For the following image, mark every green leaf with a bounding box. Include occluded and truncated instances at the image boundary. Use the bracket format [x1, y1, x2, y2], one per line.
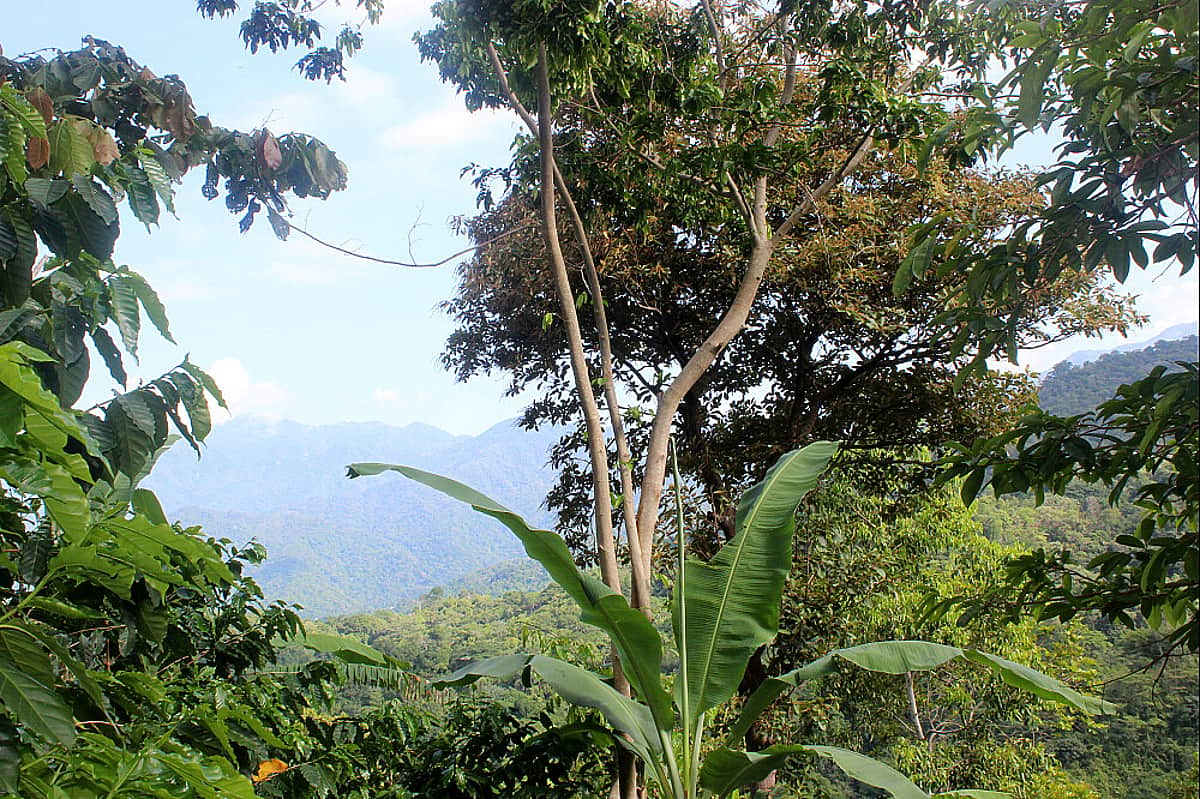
[348, 462, 675, 730]
[0, 628, 54, 686]
[137, 150, 176, 215]
[107, 276, 142, 357]
[179, 358, 223, 407]
[676, 442, 838, 729]
[48, 116, 96, 178]
[0, 86, 47, 140]
[288, 630, 390, 667]
[71, 175, 119, 225]
[24, 178, 68, 207]
[91, 326, 127, 386]
[0, 719, 18, 795]
[727, 640, 1112, 747]
[435, 653, 664, 767]
[1017, 48, 1058, 128]
[0, 652, 75, 747]
[13, 620, 105, 709]
[700, 744, 929, 798]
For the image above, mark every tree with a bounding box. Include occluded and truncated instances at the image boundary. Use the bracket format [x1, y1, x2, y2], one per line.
[908, 0, 1198, 654]
[441, 124, 1138, 555]
[0, 39, 413, 798]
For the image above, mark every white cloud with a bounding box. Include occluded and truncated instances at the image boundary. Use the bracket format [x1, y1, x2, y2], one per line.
[269, 260, 340, 287]
[206, 357, 289, 421]
[373, 388, 400, 403]
[154, 276, 221, 303]
[381, 104, 517, 151]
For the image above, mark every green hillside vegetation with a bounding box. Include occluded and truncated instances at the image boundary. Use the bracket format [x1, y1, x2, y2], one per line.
[1, 1, 1195, 798]
[317, 474, 1198, 798]
[1039, 336, 1198, 416]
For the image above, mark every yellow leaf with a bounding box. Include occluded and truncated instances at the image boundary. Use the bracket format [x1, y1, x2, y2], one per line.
[252, 759, 288, 783]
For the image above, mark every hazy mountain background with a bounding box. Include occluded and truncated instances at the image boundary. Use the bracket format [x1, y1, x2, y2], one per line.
[145, 417, 560, 616]
[1059, 320, 1197, 366]
[145, 323, 1198, 617]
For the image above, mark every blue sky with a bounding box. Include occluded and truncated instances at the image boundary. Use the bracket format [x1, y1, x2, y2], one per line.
[6, 2, 1198, 434]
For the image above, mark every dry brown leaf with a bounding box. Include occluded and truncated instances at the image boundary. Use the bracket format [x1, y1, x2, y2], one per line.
[24, 88, 53, 126]
[87, 127, 121, 166]
[26, 136, 49, 170]
[252, 759, 289, 784]
[257, 129, 283, 172]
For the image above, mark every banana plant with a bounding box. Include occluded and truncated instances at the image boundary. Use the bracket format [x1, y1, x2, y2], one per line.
[349, 443, 1113, 798]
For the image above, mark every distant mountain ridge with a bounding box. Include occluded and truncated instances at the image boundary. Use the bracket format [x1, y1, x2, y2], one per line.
[145, 417, 560, 617]
[1060, 320, 1198, 366]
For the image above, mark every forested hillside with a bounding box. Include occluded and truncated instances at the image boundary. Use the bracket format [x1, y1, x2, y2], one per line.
[1039, 335, 1198, 416]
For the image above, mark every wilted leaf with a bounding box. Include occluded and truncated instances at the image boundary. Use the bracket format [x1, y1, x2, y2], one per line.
[258, 129, 283, 171]
[23, 88, 53, 126]
[26, 136, 49, 170]
[86, 126, 120, 166]
[253, 759, 289, 783]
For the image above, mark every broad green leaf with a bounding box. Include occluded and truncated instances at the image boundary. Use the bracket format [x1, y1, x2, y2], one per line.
[108, 276, 142, 357]
[137, 149, 176, 215]
[933, 791, 1011, 798]
[676, 442, 838, 727]
[0, 86, 47, 139]
[0, 719, 18, 795]
[0, 628, 55, 686]
[288, 630, 391, 667]
[700, 744, 928, 798]
[434, 653, 663, 766]
[128, 271, 175, 344]
[48, 116, 96, 178]
[13, 620, 105, 709]
[91, 326, 127, 386]
[71, 175, 119, 224]
[24, 178, 68, 207]
[179, 357, 224, 407]
[1017, 48, 1059, 128]
[960, 649, 1114, 715]
[0, 652, 76, 747]
[131, 487, 169, 526]
[727, 640, 1113, 744]
[349, 462, 675, 729]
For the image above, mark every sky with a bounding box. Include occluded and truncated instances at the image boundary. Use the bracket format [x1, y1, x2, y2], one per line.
[5, 2, 1198, 435]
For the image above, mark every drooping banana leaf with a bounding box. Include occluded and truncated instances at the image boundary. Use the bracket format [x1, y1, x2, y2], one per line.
[699, 744, 933, 799]
[723, 639, 1115, 745]
[433, 653, 663, 767]
[347, 463, 674, 729]
[674, 442, 838, 728]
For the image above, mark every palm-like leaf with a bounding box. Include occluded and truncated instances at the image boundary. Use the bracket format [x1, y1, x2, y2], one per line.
[433, 653, 664, 768]
[674, 442, 838, 728]
[723, 639, 1115, 745]
[700, 744, 933, 798]
[347, 462, 674, 729]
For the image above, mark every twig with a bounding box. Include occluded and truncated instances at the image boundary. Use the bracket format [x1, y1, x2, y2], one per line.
[284, 218, 535, 269]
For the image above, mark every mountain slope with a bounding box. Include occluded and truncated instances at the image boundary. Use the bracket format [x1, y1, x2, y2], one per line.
[1038, 335, 1197, 416]
[145, 417, 559, 617]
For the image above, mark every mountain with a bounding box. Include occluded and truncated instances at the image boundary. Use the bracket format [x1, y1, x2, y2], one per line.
[1039, 335, 1198, 416]
[1061, 320, 1198, 366]
[145, 416, 560, 617]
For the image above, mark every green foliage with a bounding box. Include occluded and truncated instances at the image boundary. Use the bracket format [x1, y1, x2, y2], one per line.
[943, 362, 1198, 653]
[354, 447, 1110, 798]
[909, 0, 1197, 366]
